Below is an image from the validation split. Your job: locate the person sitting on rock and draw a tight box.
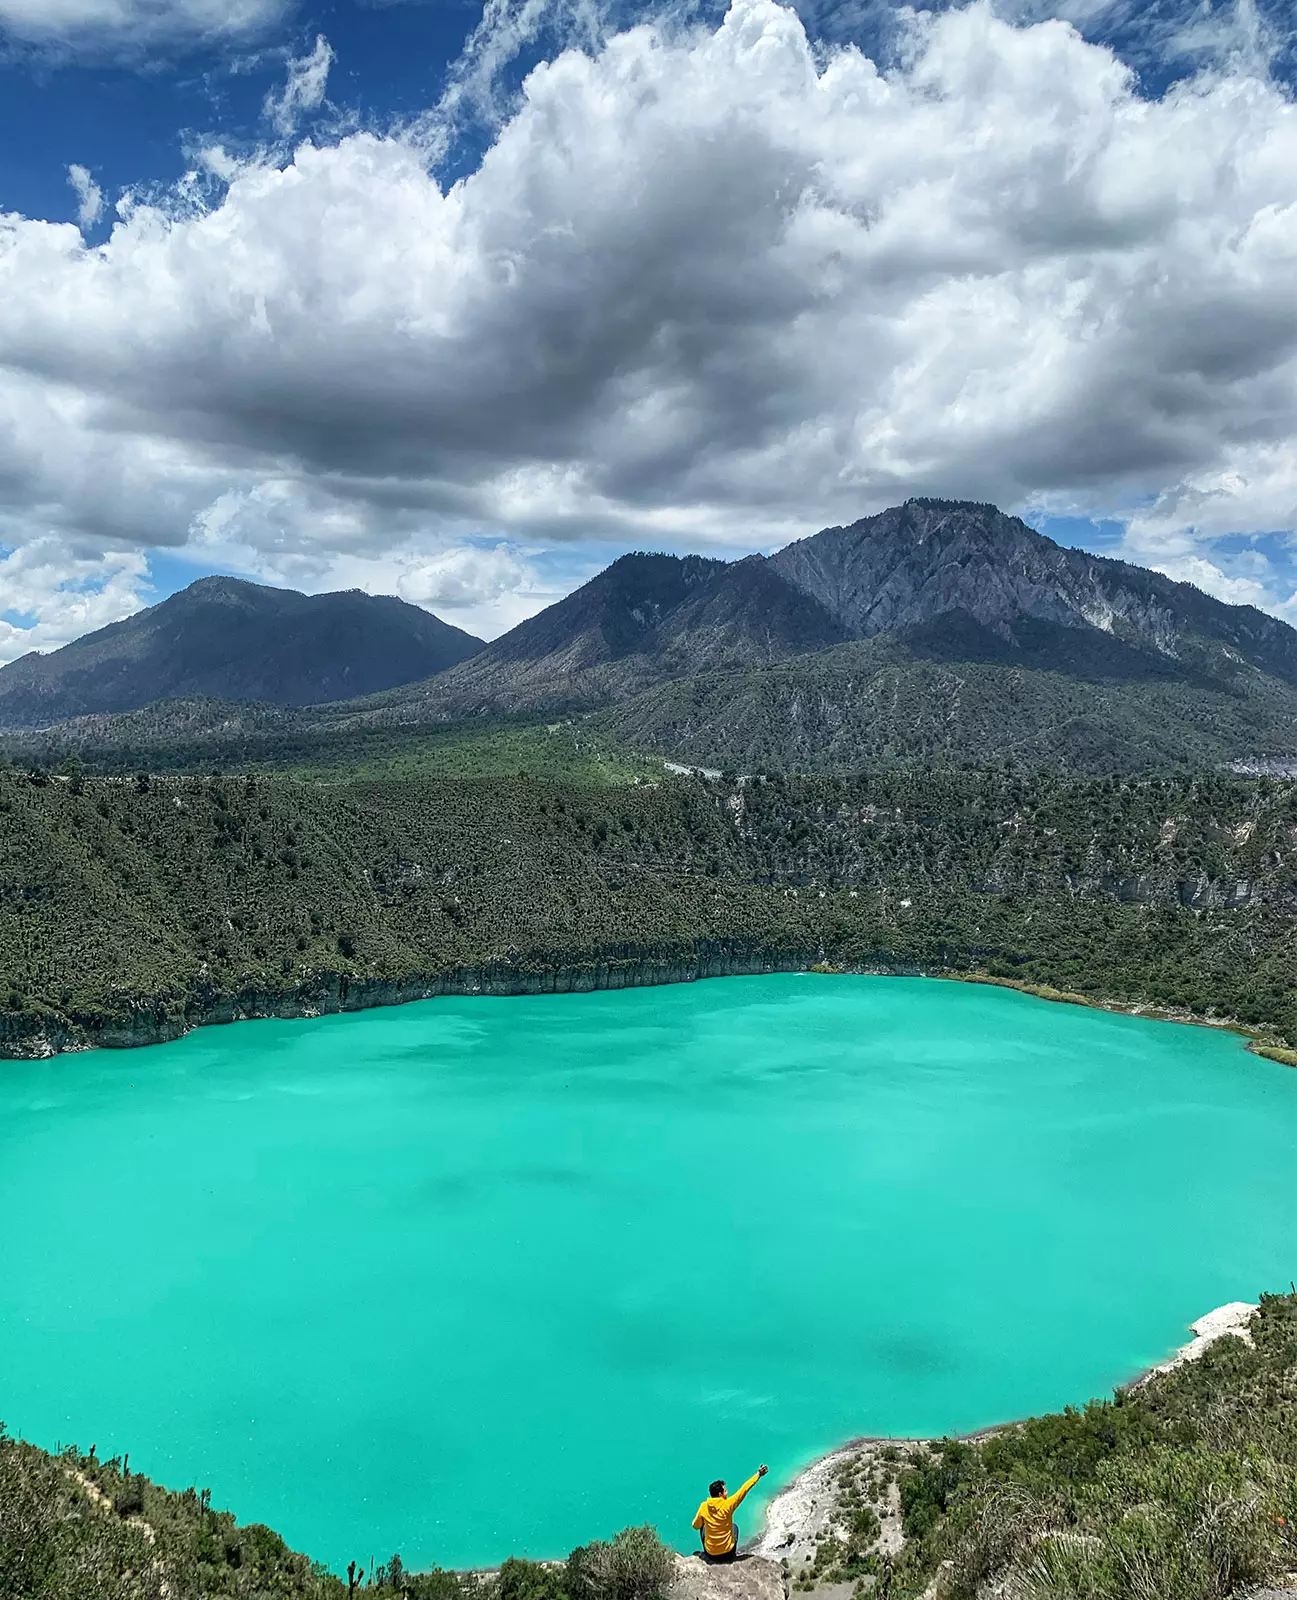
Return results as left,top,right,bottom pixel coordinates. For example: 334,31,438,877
693,1464,767,1562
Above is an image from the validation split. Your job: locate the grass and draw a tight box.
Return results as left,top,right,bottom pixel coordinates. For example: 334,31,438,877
276,721,658,787
956,973,1103,1009
1251,1044,1297,1067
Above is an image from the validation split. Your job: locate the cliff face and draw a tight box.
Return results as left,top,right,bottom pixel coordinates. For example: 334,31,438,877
3,767,1295,1058
0,944,831,1057
769,499,1297,681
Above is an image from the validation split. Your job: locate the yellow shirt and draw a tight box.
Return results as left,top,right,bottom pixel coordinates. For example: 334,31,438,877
692,1474,760,1555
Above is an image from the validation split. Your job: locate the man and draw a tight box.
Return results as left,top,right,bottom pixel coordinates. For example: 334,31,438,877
692,1464,768,1561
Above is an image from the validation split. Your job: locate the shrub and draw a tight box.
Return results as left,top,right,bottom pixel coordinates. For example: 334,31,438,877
569,1527,675,1600
497,1556,568,1600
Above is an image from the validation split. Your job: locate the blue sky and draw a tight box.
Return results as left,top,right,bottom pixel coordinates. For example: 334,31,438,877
1,0,1295,655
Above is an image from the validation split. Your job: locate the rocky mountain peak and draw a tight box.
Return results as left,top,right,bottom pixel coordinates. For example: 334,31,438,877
767,501,1297,683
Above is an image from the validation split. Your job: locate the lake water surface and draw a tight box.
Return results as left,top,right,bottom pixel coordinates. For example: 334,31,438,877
2,974,1295,1572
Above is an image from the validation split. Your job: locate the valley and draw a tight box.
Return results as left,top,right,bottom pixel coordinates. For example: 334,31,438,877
3,500,1296,1600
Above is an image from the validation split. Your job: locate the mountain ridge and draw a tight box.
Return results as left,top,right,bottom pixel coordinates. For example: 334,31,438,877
0,576,484,727
338,501,1297,752
769,499,1297,684
6,501,1297,773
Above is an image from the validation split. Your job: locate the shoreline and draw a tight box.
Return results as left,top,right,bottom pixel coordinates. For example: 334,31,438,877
949,972,1297,1068
753,1300,1263,1564
18,1298,1270,1581
2,953,1292,1065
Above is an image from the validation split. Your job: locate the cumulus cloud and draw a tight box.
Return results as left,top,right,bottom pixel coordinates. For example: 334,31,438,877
1,0,1297,659
321,545,556,637
0,0,287,54
0,541,149,660
183,479,552,636
264,34,335,137
1147,553,1273,607
66,166,104,230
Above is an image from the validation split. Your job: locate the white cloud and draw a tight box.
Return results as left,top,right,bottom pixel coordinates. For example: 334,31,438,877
1,0,1297,658
264,34,336,137
66,166,104,230
322,545,557,638
184,479,553,638
428,0,614,148
0,541,149,660
0,0,287,53
1148,553,1272,607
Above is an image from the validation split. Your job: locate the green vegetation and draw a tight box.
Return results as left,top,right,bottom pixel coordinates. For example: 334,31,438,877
0,711,654,788
271,722,657,787
879,1291,1297,1599
1,1425,344,1599
1253,1044,1297,1067
0,1424,675,1600
2,766,1295,1052
595,636,1297,775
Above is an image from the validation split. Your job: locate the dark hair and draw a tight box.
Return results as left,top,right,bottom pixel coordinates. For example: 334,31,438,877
709,1480,726,1498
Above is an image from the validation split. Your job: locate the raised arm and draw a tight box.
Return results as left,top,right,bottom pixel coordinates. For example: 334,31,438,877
727,1465,768,1509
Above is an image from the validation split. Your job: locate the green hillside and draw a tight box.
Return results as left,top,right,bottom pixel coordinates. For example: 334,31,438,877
2,766,1294,1053
595,634,1297,775
0,710,653,787
13,632,1295,785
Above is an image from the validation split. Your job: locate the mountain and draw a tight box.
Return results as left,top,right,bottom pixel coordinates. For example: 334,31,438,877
355,500,1297,734
768,499,1297,683
347,550,849,725
349,550,851,723
7,501,1297,774
0,577,483,727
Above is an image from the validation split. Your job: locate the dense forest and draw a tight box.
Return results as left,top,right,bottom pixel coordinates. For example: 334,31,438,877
2,765,1294,1054
5,1293,1296,1599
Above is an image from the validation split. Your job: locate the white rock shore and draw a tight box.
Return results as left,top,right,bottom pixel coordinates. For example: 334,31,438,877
757,1441,919,1576
754,1301,1262,1562
1134,1300,1257,1383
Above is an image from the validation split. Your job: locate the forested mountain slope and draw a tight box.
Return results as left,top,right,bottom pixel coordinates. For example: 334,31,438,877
0,578,483,727
2,767,1293,1055
596,624,1297,775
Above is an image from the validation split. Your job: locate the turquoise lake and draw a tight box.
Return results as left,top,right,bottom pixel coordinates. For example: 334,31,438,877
2,974,1296,1572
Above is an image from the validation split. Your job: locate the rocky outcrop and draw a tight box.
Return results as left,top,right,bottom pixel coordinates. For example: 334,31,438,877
672,1553,787,1600
770,500,1297,682
1133,1302,1258,1385
757,1442,917,1573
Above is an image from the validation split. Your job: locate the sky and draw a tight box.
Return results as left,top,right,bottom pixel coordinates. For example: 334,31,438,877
0,0,1295,658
